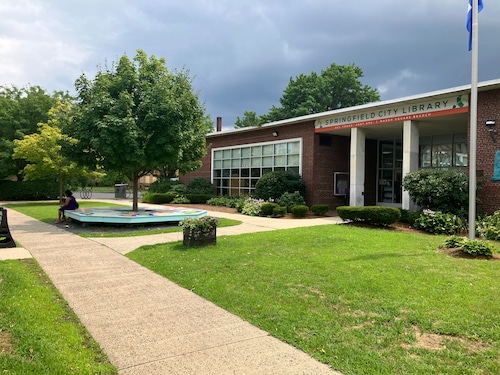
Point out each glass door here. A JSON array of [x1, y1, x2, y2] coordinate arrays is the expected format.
[[377, 140, 402, 204]]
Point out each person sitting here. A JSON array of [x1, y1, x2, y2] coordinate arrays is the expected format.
[[57, 190, 78, 223]]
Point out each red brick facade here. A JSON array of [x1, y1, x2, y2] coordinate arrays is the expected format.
[[181, 86, 500, 214], [476, 89, 500, 214]]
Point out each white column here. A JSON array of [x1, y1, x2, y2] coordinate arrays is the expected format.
[[350, 127, 365, 206], [402, 120, 419, 210]]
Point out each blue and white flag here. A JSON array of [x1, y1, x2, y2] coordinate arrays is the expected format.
[[467, 0, 484, 51]]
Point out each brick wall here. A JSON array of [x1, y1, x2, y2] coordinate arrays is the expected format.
[[476, 89, 500, 214]]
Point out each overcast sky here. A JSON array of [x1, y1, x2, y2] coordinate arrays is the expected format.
[[1, 0, 499, 130]]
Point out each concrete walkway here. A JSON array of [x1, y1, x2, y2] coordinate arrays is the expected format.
[[3, 202, 343, 374]]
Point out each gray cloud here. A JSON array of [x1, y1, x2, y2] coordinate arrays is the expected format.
[[1, 0, 498, 129]]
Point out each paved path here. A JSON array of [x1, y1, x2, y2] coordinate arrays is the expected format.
[[2, 201, 343, 374]]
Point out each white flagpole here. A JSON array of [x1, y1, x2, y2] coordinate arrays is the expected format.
[[468, 0, 479, 240]]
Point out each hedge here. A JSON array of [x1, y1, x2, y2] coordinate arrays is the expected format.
[[336, 206, 401, 226], [0, 180, 59, 201]]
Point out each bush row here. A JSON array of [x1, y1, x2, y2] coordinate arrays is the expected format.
[[0, 180, 59, 200], [336, 206, 401, 226]]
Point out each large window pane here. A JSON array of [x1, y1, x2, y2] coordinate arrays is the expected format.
[[274, 143, 287, 155], [287, 142, 300, 154]]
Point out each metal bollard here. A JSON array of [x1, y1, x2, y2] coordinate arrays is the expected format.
[[0, 207, 16, 248]]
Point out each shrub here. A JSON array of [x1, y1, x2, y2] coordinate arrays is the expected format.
[[261, 202, 281, 217], [336, 206, 401, 226], [186, 177, 214, 195], [185, 194, 211, 204], [476, 211, 500, 240], [148, 179, 184, 194], [253, 171, 306, 201], [461, 240, 493, 258], [311, 204, 329, 216], [171, 195, 190, 204], [402, 169, 470, 217], [273, 206, 287, 217], [276, 191, 306, 212], [241, 197, 264, 216], [0, 179, 58, 200], [443, 236, 466, 248], [399, 209, 421, 226], [414, 209, 464, 235], [141, 193, 175, 204], [291, 205, 309, 218]]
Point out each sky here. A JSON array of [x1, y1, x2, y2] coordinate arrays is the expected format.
[[1, 0, 499, 130]]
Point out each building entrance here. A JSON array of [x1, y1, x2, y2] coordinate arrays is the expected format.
[[377, 140, 402, 205]]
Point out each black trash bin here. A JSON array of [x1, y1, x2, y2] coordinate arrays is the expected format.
[[114, 184, 128, 199], [0, 207, 16, 248]]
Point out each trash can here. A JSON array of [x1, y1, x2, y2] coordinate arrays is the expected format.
[[114, 184, 128, 199], [0, 207, 16, 248]]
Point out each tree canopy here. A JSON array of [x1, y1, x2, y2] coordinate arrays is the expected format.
[[13, 101, 99, 199], [66, 49, 213, 210], [236, 63, 380, 127], [0, 85, 61, 180]]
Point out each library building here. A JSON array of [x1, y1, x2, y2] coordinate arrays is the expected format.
[[180, 79, 500, 215]]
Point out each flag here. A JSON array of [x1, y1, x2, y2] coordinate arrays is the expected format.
[[467, 0, 484, 51]]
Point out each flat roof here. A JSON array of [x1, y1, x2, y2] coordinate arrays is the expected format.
[[209, 78, 500, 137]]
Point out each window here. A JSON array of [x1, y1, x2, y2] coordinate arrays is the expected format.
[[419, 133, 467, 168], [212, 139, 302, 196]]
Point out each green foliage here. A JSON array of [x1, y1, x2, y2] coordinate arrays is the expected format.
[[0, 180, 58, 200], [186, 194, 211, 204], [442, 236, 467, 248], [171, 195, 190, 204], [261, 202, 280, 217], [461, 240, 494, 258], [311, 204, 329, 216], [402, 169, 469, 216], [276, 191, 307, 212], [399, 209, 421, 226], [263, 63, 380, 122], [141, 193, 175, 204], [476, 211, 500, 240], [336, 206, 401, 226], [186, 177, 214, 195], [254, 170, 306, 201], [68, 49, 213, 210], [443, 235, 495, 258], [179, 216, 218, 236], [414, 209, 464, 235], [273, 206, 287, 217], [148, 179, 182, 193], [0, 85, 63, 180], [234, 110, 266, 128], [291, 205, 309, 218], [241, 197, 264, 216]]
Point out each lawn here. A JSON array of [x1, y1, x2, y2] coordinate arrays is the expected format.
[[127, 225, 500, 375], [0, 259, 117, 374], [4, 201, 241, 238]]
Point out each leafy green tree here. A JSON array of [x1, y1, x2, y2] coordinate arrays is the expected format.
[[12, 101, 100, 199], [235, 110, 265, 128], [0, 85, 61, 180], [242, 63, 380, 124], [67, 49, 213, 210]]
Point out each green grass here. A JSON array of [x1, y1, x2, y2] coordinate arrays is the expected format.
[[0, 259, 117, 374], [4, 202, 242, 238], [127, 225, 500, 375]]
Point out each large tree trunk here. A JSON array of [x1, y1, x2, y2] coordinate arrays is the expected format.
[[132, 172, 139, 211]]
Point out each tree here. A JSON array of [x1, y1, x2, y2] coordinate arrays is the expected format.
[[237, 63, 380, 125], [234, 110, 265, 128], [0, 85, 61, 180], [12, 101, 99, 199], [67, 49, 213, 211]]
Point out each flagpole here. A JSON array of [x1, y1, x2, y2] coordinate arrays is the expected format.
[[468, 0, 479, 240]]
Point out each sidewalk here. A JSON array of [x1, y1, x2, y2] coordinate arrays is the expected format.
[[4, 203, 342, 374]]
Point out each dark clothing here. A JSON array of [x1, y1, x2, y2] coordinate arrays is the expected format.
[[59, 195, 78, 212]]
